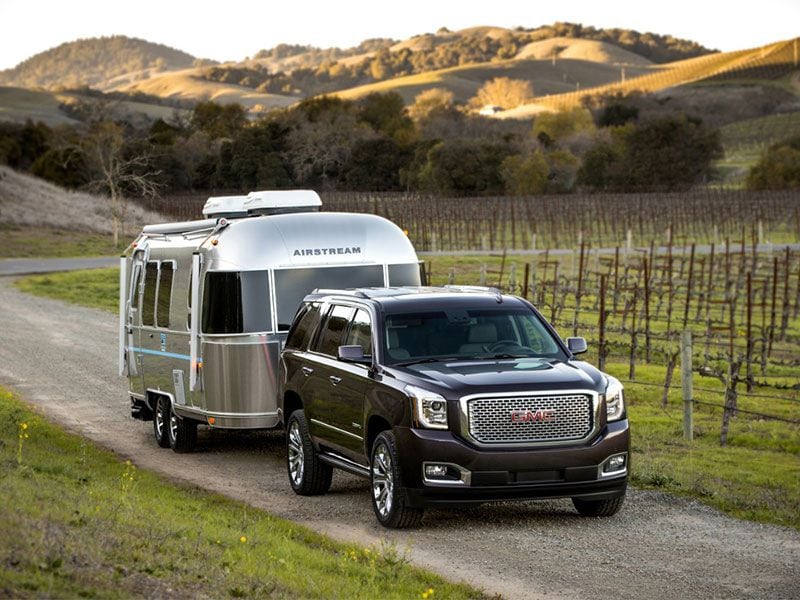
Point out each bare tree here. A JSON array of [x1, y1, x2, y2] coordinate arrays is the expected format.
[[80, 120, 160, 246]]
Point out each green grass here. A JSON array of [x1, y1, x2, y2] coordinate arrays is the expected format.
[[0, 226, 120, 259], [15, 261, 800, 531], [15, 268, 119, 312], [0, 387, 481, 598]]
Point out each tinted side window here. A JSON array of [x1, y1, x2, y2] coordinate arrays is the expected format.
[[142, 262, 158, 327], [202, 271, 272, 334], [344, 309, 373, 357], [285, 303, 320, 350], [202, 272, 243, 334], [316, 305, 354, 356], [156, 262, 174, 328]]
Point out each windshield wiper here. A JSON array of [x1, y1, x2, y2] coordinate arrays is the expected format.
[[393, 357, 462, 367], [478, 353, 535, 360]]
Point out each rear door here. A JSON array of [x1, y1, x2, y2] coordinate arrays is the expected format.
[[126, 251, 146, 397]]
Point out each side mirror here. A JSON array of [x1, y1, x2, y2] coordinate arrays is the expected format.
[[338, 345, 371, 364], [567, 337, 588, 355]]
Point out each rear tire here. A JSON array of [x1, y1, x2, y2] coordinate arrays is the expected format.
[[167, 403, 197, 453], [572, 494, 625, 517], [286, 409, 332, 495], [370, 431, 423, 529], [153, 396, 170, 448]]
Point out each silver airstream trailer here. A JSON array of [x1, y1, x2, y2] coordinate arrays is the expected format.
[[119, 190, 422, 452]]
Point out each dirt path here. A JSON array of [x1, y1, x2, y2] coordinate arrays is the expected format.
[[0, 278, 798, 599]]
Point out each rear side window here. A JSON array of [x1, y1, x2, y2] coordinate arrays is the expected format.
[[202, 271, 272, 334], [315, 305, 354, 356], [142, 262, 158, 327], [344, 309, 373, 357], [285, 303, 321, 350], [156, 262, 174, 328]]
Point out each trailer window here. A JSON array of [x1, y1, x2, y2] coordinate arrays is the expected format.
[[388, 263, 423, 286], [142, 262, 158, 327], [202, 271, 272, 334], [274, 265, 384, 331], [156, 262, 174, 328]]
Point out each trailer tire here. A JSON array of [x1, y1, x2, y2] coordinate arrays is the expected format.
[[168, 404, 197, 453], [153, 396, 170, 448], [286, 409, 332, 495]]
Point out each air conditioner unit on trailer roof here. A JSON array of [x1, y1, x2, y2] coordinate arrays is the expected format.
[[244, 190, 322, 215], [202, 195, 249, 218]]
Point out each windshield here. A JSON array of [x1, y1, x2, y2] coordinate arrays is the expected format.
[[383, 307, 568, 365]]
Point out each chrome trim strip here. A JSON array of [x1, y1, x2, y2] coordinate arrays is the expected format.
[[319, 452, 370, 477], [598, 452, 629, 479], [458, 389, 601, 448], [422, 462, 472, 487], [310, 418, 364, 441]]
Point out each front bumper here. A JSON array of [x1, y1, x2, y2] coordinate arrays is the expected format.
[[394, 419, 630, 508]]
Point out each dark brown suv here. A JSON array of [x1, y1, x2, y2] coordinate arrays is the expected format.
[[279, 287, 629, 528]]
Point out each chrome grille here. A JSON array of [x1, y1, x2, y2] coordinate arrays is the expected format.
[[467, 394, 593, 444]]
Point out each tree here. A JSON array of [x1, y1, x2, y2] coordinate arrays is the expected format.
[[747, 136, 800, 190], [407, 88, 456, 122], [191, 101, 247, 139], [473, 77, 534, 110], [501, 152, 549, 195], [343, 137, 411, 191], [357, 92, 414, 141], [414, 138, 516, 195], [79, 120, 160, 246], [532, 107, 595, 147]]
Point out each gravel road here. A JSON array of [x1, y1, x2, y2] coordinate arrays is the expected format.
[[0, 278, 798, 599]]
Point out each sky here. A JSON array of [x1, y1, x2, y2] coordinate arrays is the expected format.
[[1, 0, 798, 70]]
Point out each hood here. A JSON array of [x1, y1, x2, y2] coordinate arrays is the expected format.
[[387, 358, 605, 397]]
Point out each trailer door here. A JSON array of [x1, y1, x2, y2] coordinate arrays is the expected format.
[[126, 251, 146, 397]]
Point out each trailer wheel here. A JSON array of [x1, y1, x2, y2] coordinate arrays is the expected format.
[[286, 409, 332, 495], [153, 396, 170, 448], [168, 404, 197, 453], [572, 494, 625, 517]]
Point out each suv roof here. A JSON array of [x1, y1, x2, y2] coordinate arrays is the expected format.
[[303, 286, 527, 310]]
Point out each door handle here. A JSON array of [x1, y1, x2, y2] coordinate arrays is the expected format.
[[301, 366, 314, 376], [148, 333, 154, 338], [329, 376, 342, 385]]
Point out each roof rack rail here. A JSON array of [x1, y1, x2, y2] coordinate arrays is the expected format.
[[443, 285, 503, 295], [310, 288, 369, 299]]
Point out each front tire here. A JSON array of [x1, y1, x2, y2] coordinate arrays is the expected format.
[[370, 431, 423, 529], [167, 404, 197, 453], [572, 494, 625, 517], [286, 409, 332, 495], [153, 396, 170, 448]]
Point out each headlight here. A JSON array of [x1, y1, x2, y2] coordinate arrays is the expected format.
[[605, 376, 625, 422], [406, 385, 448, 430]]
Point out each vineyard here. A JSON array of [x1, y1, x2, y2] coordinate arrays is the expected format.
[[151, 188, 800, 251]]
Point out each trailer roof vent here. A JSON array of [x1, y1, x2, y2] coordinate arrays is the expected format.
[[202, 195, 249, 218], [244, 190, 322, 216]]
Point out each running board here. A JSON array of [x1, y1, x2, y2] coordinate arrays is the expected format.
[[319, 452, 370, 478]]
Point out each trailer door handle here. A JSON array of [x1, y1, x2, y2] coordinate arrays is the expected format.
[[301, 366, 313, 376], [329, 376, 342, 385]]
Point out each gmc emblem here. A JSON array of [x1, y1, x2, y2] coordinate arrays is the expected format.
[[511, 409, 555, 423]]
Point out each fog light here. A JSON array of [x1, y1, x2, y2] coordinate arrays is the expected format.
[[425, 464, 449, 478], [603, 453, 627, 474]]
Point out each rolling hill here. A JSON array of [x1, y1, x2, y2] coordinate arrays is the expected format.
[[499, 37, 800, 118], [0, 36, 204, 90]]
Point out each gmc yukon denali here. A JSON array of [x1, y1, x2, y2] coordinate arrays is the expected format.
[[278, 287, 629, 528]]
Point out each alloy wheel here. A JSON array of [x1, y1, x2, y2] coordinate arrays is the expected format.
[[372, 442, 394, 518], [288, 420, 305, 486]]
